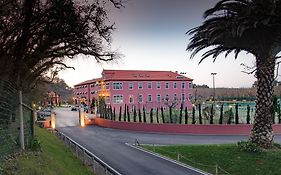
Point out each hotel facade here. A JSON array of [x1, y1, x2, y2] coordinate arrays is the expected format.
[[74, 70, 193, 110]]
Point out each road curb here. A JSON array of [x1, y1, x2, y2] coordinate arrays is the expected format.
[[125, 143, 211, 175]]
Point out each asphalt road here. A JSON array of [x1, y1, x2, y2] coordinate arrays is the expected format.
[[54, 108, 281, 175]]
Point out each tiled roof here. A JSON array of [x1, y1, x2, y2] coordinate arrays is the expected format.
[[102, 69, 193, 81], [74, 78, 102, 86]]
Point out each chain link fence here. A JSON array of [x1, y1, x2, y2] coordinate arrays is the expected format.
[[0, 80, 33, 161]]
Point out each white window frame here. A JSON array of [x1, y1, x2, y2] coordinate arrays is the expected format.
[[182, 82, 185, 89], [156, 82, 161, 89], [173, 82, 177, 89], [113, 95, 123, 104], [106, 82, 110, 90], [174, 93, 178, 101], [157, 94, 161, 102], [138, 94, 143, 103], [188, 82, 193, 89], [147, 94, 152, 102], [165, 82, 169, 89], [129, 83, 134, 90], [129, 95, 134, 103], [138, 82, 143, 89], [113, 82, 123, 90], [147, 82, 152, 89]]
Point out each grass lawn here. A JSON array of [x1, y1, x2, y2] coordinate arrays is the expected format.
[[0, 126, 92, 175], [142, 144, 281, 175]]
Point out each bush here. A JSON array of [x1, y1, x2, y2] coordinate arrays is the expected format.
[[28, 137, 41, 151], [237, 141, 263, 153]]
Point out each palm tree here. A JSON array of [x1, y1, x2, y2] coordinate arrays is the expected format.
[[187, 0, 281, 148]]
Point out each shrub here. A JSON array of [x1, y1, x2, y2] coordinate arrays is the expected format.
[[28, 137, 41, 151], [237, 141, 263, 153]]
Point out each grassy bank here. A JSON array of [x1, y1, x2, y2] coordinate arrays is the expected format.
[[1, 126, 92, 175], [142, 144, 281, 175]]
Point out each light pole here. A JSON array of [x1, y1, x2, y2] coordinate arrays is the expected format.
[[211, 73, 217, 102], [180, 72, 187, 106]]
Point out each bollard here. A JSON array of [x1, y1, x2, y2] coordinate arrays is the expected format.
[[51, 112, 56, 129], [177, 153, 180, 161], [80, 110, 85, 127]]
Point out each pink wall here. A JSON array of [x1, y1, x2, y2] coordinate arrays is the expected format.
[[108, 80, 193, 110], [74, 80, 193, 110], [94, 118, 281, 135]]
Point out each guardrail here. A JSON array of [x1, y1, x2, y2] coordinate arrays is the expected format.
[[53, 130, 121, 175]]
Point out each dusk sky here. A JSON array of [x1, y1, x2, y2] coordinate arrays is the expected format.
[[59, 0, 258, 88]]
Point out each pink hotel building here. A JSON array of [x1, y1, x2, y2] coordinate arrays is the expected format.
[[74, 70, 193, 110]]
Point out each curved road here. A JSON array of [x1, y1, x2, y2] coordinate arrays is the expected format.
[[54, 108, 281, 175]]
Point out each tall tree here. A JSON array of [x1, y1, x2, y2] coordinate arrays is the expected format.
[[0, 0, 123, 90], [187, 0, 281, 148]]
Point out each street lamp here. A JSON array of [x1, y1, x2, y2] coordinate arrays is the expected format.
[[180, 72, 187, 106], [211, 73, 217, 102]]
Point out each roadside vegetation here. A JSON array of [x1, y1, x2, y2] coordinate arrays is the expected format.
[[0, 126, 92, 175], [142, 144, 281, 175]]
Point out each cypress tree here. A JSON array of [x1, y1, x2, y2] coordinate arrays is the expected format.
[[150, 108, 153, 123], [123, 104, 127, 122], [210, 104, 214, 124], [235, 103, 239, 124], [199, 104, 202, 124], [156, 108, 159, 123], [113, 107, 116, 121], [127, 105, 130, 122], [161, 107, 165, 123], [185, 107, 188, 124], [246, 105, 251, 124], [192, 106, 196, 124], [219, 104, 223, 124], [119, 106, 122, 121], [110, 106, 113, 120], [143, 106, 146, 123], [138, 108, 142, 122], [169, 107, 173, 123], [104, 105, 107, 119], [179, 103, 183, 124], [133, 107, 137, 122]]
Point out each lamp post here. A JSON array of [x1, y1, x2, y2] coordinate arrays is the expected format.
[[211, 73, 217, 102], [180, 72, 187, 106]]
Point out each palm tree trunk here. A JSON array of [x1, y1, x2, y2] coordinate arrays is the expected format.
[[250, 57, 275, 148]]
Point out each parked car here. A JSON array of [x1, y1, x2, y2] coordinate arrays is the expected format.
[[37, 108, 51, 119], [71, 106, 78, 111]]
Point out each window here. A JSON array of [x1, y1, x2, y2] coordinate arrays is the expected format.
[[165, 82, 169, 89], [188, 82, 193, 89], [181, 93, 186, 101], [106, 82, 110, 90], [91, 91, 95, 94], [129, 95, 134, 103], [138, 94, 143, 103], [147, 82, 152, 89], [129, 83, 133, 90], [157, 94, 161, 102], [138, 82, 143, 89], [174, 93, 178, 101], [113, 95, 123, 104], [188, 93, 193, 101], [84, 85, 87, 88], [165, 94, 169, 100], [147, 94, 152, 102], [181, 82, 185, 89], [113, 82, 123, 90], [173, 82, 177, 89], [105, 96, 110, 104], [156, 82, 161, 89]]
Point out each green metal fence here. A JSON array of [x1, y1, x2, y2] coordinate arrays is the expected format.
[[0, 80, 33, 161]]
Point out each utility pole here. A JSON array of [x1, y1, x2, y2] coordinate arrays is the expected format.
[[211, 73, 217, 102]]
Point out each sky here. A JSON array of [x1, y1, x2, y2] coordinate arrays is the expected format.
[[58, 0, 257, 88]]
